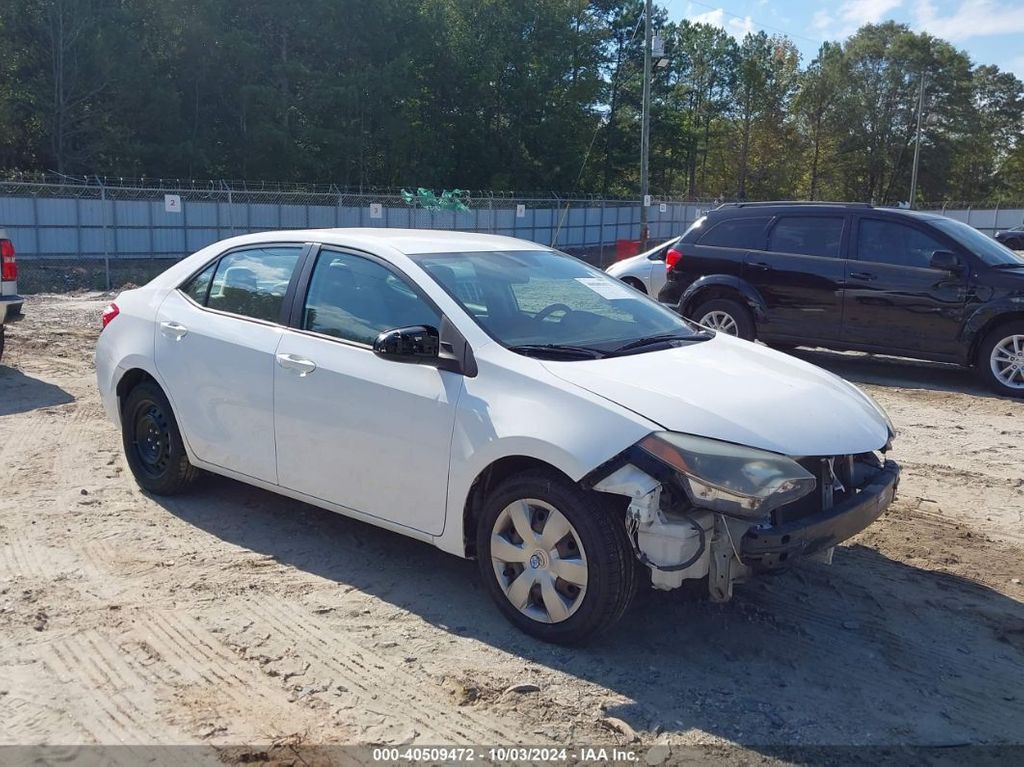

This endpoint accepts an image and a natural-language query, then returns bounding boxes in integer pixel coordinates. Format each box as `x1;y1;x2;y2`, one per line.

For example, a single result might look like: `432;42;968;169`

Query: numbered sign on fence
659;202;667;213
516;204;526;218
369;203;383;219
164;194;182;213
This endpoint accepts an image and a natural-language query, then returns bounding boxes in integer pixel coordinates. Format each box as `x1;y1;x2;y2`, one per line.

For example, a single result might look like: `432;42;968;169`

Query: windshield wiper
610;330;712;354
507;344;605;360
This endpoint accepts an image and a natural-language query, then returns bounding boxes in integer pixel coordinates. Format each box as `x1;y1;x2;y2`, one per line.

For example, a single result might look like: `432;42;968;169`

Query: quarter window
181;261;216;305
303;250;441;345
768;216;845;258
202;246;302;322
858;219;948;268
697;217;770;249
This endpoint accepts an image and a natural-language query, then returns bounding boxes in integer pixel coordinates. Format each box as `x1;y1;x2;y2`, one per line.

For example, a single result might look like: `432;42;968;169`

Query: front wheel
978;321;1024;398
476;470;637;644
122;381;199;494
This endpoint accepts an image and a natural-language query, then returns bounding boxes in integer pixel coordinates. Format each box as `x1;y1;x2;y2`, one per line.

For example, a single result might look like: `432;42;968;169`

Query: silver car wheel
490;498;588;624
990;333;1024;389
699;310;739;335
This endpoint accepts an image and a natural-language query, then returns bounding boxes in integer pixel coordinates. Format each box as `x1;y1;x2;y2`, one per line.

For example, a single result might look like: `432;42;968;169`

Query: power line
682;0;826;47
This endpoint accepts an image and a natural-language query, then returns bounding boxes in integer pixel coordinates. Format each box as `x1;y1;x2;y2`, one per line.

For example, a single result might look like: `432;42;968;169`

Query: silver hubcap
699;310;738;335
991;334;1024;389
490;499;588;624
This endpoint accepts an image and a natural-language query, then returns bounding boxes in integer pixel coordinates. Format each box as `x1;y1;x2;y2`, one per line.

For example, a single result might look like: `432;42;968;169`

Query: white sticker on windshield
575;277;636;300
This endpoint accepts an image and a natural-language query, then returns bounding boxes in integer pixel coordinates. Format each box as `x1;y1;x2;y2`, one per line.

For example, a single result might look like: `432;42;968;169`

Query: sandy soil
1;294;1022;759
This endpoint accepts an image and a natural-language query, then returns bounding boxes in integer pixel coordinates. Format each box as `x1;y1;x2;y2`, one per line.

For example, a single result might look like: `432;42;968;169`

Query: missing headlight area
590;445;899;602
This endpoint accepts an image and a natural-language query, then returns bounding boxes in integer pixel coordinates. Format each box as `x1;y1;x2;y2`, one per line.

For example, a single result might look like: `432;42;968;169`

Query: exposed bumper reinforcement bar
741;460;899;570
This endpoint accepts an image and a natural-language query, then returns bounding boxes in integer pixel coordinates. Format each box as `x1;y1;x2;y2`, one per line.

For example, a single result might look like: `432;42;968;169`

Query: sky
673;0;1024;78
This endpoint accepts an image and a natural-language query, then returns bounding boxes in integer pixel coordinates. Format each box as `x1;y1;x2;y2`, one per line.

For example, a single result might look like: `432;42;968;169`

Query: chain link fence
1;175;1020;291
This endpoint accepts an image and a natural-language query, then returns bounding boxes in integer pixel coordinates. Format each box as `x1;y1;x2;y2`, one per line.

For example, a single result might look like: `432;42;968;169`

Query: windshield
409;249;701;353
931;218;1024;266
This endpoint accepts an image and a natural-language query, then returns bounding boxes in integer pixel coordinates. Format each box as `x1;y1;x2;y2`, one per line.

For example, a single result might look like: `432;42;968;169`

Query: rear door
745;214;848;340
842;216;967;356
155;243;306;482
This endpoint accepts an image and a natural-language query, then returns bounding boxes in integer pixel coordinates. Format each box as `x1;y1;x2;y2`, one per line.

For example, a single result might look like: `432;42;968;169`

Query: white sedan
604;236;681;296
96;229;899;644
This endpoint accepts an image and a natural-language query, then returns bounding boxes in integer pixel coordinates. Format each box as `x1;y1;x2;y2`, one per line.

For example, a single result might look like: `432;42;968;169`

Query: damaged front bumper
741;460;900;571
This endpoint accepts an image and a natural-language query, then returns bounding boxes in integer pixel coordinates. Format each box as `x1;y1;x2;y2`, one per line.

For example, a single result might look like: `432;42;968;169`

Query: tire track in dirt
246;597;527;744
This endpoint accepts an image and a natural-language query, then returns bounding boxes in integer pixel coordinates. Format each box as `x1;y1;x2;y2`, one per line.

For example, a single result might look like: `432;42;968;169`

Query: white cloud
913;0;1024;41
812;0;904;37
685;6;759;40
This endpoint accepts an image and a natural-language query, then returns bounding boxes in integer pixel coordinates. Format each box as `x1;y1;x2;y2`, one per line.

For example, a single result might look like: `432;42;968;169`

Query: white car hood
542;335;891;457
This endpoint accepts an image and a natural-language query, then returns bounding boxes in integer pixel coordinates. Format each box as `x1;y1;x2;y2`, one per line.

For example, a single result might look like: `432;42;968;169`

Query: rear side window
182;262;216;304
858;219;947;268
205;246;302;322
768;216;845;258
697;217;770;248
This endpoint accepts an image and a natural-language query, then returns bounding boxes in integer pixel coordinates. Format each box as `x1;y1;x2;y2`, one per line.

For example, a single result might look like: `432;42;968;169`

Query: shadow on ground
155;475;1024;748
0;366;75;416
785;347;1000;398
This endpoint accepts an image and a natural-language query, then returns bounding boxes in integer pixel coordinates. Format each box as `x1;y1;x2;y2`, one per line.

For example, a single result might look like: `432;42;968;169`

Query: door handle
276;353;317;376
750;261;773;271
160;321;188;339
849;271;877;281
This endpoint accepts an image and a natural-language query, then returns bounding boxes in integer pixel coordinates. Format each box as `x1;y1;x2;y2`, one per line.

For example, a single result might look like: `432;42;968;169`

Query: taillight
0;239;15;281
665;248;682;272
101;303;120;329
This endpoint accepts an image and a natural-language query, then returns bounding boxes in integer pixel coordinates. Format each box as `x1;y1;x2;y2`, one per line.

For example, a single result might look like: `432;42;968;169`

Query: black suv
657;202;1024;397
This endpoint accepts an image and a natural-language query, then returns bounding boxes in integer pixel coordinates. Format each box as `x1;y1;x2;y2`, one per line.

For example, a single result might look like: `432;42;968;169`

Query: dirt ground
1;293;1022;760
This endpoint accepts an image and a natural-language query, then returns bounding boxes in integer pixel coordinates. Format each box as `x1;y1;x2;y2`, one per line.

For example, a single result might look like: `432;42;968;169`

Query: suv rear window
697;217;770;249
768;216;845;258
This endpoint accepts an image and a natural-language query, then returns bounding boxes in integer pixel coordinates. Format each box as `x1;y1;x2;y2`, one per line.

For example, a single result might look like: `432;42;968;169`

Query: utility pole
909;72;926;209
639;0;652;248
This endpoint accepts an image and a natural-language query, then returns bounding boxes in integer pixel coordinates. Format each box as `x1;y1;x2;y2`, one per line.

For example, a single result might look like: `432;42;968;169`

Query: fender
962;295;1024;362
679;274;769;323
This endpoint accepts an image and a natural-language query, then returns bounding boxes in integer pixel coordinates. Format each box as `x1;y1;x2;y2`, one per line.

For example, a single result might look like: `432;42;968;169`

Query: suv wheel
122;381;199;494
978;321;1024;398
476;470;637;644
693;297;755;341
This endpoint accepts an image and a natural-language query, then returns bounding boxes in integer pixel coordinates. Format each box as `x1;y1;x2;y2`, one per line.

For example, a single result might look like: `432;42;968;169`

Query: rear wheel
692;297;755;341
476;470;637;644
978;321;1024;398
621;277;647;294
122;381;199;494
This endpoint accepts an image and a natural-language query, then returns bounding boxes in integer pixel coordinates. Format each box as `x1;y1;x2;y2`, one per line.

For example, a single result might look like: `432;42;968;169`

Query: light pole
639;0;652;248
909;73;926;209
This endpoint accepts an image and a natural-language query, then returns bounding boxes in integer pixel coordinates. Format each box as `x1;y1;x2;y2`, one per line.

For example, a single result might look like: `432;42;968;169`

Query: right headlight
638;432;816;521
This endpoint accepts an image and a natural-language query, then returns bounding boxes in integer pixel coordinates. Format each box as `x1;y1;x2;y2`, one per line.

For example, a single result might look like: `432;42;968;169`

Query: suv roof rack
715;201;874;209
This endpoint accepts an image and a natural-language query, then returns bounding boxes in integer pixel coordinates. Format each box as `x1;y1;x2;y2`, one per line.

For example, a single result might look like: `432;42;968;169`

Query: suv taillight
0;239;15;281
665;248;682;272
101;303;120;329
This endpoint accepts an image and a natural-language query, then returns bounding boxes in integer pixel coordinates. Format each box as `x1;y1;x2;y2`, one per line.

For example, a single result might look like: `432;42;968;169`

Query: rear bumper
0;295;22;323
741;460;899;570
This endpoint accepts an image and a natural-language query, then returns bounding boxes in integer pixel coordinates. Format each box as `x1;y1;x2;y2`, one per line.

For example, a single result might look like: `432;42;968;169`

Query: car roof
218;228;543;255
708;202;945;222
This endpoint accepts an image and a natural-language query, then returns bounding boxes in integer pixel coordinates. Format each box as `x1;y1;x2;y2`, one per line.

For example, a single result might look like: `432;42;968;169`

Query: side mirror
930;250;963;273
373;325;440;361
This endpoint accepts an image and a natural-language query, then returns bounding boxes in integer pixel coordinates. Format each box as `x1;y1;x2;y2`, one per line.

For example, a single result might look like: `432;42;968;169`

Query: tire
977;320;1024;399
475;469;638;644
621;277;647;294
692;297;755;341
121;380;199;494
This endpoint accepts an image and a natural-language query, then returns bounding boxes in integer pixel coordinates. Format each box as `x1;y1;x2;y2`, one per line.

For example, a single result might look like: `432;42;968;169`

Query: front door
154;244;304;482
745;214;848;341
842;217;967;356
274;247;463;535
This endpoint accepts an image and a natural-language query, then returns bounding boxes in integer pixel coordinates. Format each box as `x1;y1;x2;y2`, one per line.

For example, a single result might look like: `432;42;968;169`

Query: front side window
410;249;701;353
303;250;441;345
697;217;770;249
768;216;845;258
932;218;1024;266
203;246;302;321
858;219;947;269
